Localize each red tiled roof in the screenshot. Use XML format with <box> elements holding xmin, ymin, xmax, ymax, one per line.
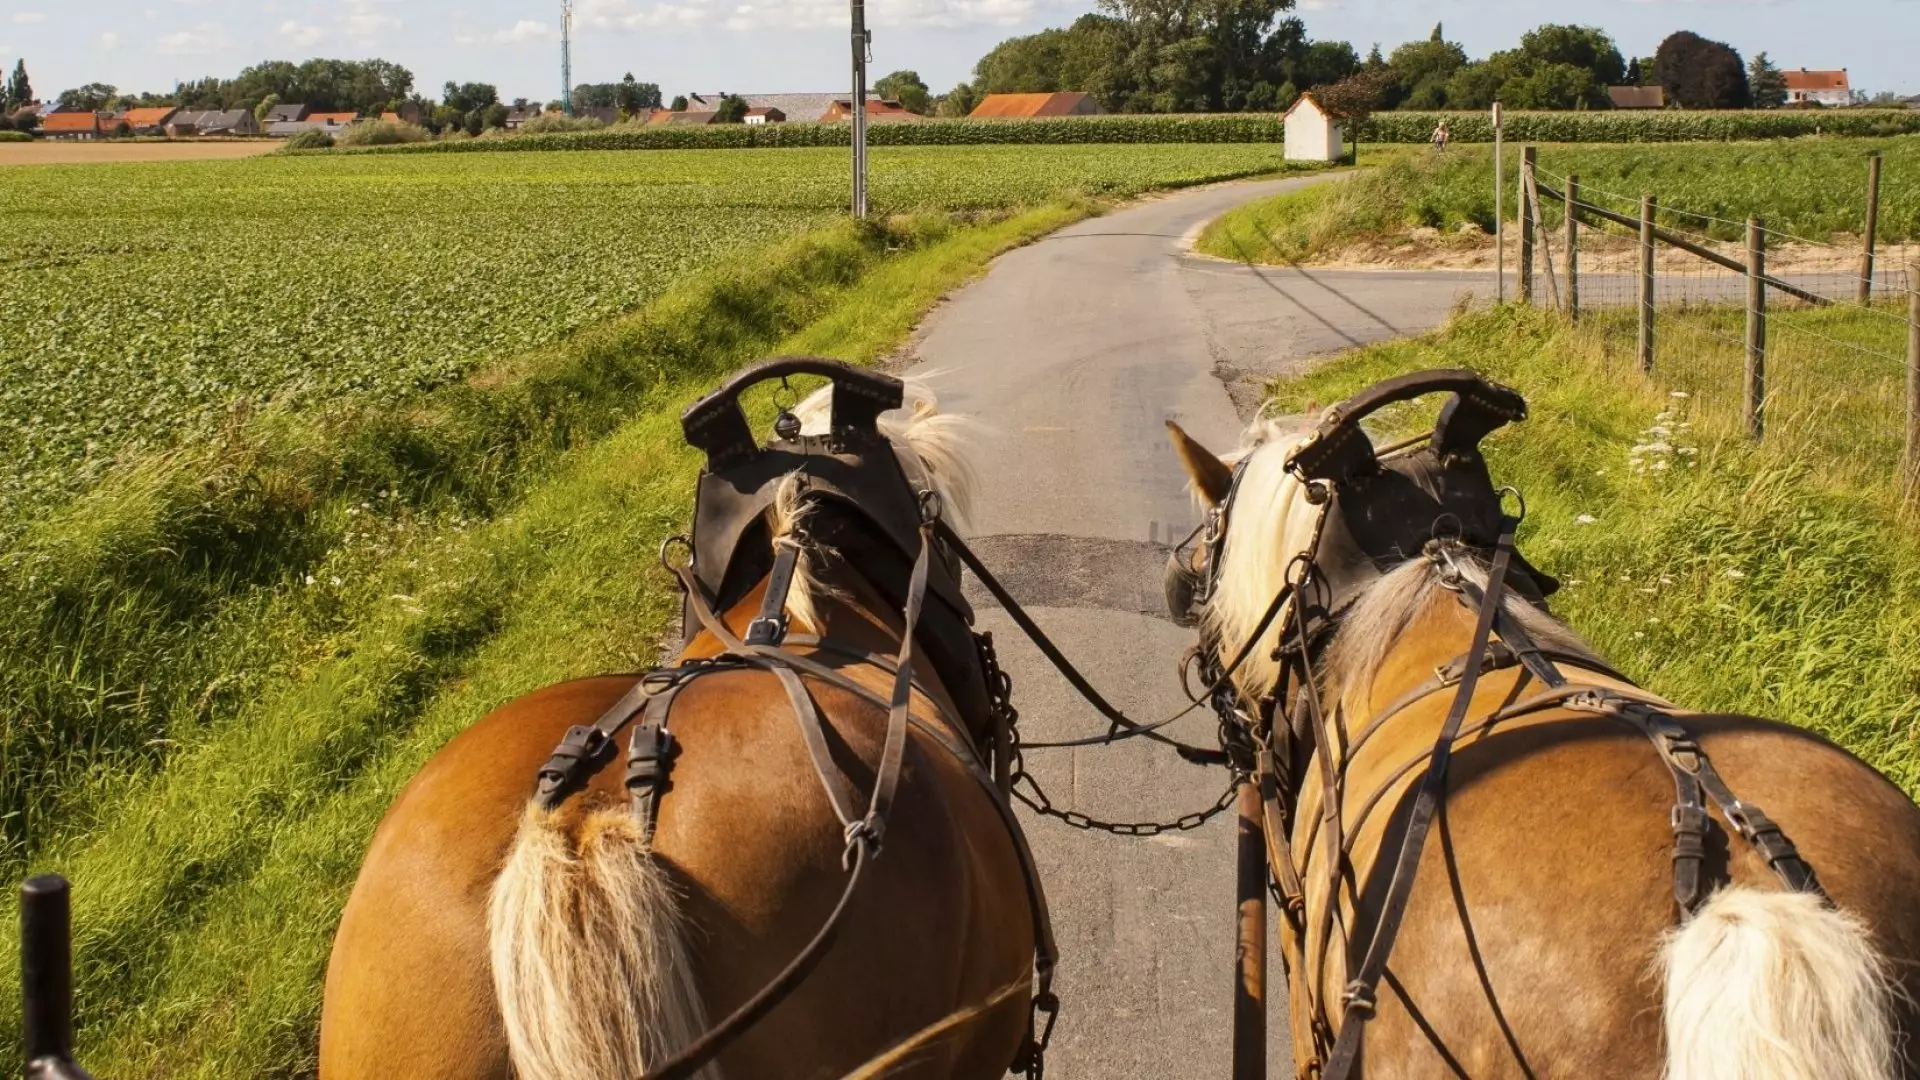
<box><xmin>308</xmin><ymin>111</ymin><xmax>360</xmax><ymax>125</ymax></box>
<box><xmin>1784</xmin><ymin>69</ymin><xmax>1849</xmax><ymax>91</ymax></box>
<box><xmin>40</xmin><ymin>113</ymin><xmax>99</xmax><ymax>133</ymax></box>
<box><xmin>969</xmin><ymin>92</ymin><xmax>1097</xmax><ymax>118</ymax></box>
<box><xmin>122</xmin><ymin>107</ymin><xmax>176</xmax><ymax>126</ymax></box>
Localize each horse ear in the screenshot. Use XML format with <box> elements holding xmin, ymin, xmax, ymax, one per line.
<box><xmin>1166</xmin><ymin>421</ymin><xmax>1233</xmax><ymax>506</ymax></box>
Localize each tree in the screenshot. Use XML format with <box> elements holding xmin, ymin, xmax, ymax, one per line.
<box><xmin>1653</xmin><ymin>32</ymin><xmax>1750</xmax><ymax>109</ymax></box>
<box><xmin>254</xmin><ymin>93</ymin><xmax>280</xmax><ymax>122</ymax></box>
<box><xmin>616</xmin><ymin>73</ymin><xmax>661</xmax><ymax>113</ymax></box>
<box><xmin>937</xmin><ymin>83</ymin><xmax>980</xmax><ymax>117</ymax></box>
<box><xmin>1518</xmin><ymin>25</ymin><xmax>1624</xmax><ymax>87</ymax></box>
<box><xmin>1312</xmin><ymin>66</ymin><xmax>1395</xmax><ymax>158</ymax></box>
<box><xmin>1502</xmin><ymin>62</ymin><xmax>1606</xmax><ymax>109</ymax></box>
<box><xmin>11</xmin><ymin>110</ymin><xmax>36</xmax><ymax>133</ymax></box>
<box><xmin>1284</xmin><ymin>40</ymin><xmax>1360</xmax><ymax>91</ymax></box>
<box><xmin>1386</xmin><ymin>31</ymin><xmax>1466</xmax><ymax>109</ymax></box>
<box><xmin>874</xmin><ymin>70</ymin><xmax>932</xmax><ymax>115</ymax></box>
<box><xmin>669</xmin><ymin>94</ymin><xmax>688</xmax><ymax>112</ymax></box>
<box><xmin>57</xmin><ymin>83</ymin><xmax>117</xmax><ymax>111</ymax></box>
<box><xmin>4</xmin><ymin>60</ymin><xmax>32</xmax><ymax>114</ymax></box>
<box><xmin>443</xmin><ymin>81</ymin><xmax>499</xmax><ymax>114</ymax></box>
<box><xmin>714</xmin><ymin>94</ymin><xmax>749</xmax><ymax>122</ymax></box>
<box><xmin>1749</xmin><ymin>52</ymin><xmax>1787</xmax><ymax>109</ymax></box>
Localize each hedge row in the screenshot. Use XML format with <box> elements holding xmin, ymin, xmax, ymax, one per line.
<box><xmin>328</xmin><ymin>108</ymin><xmax>1920</xmax><ymax>157</ymax></box>
<box><xmin>1368</xmin><ymin>109</ymin><xmax>1920</xmax><ymax>143</ymax></box>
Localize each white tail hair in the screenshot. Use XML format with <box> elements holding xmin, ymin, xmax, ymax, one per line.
<box><xmin>488</xmin><ymin>804</ymin><xmax>717</xmax><ymax>1080</ymax></box>
<box><xmin>1661</xmin><ymin>886</ymin><xmax>1898</xmax><ymax>1080</ymax></box>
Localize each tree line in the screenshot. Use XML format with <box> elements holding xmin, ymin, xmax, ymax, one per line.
<box><xmin>942</xmin><ymin>5</ymin><xmax>1878</xmax><ymax>116</ymax></box>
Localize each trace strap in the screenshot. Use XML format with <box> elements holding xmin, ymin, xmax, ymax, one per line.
<box><xmin>1321</xmin><ymin>525</ymin><xmax>1520</xmax><ymax>1080</ymax></box>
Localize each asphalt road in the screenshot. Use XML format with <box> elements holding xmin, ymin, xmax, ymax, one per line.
<box><xmin>904</xmin><ymin>175</ymin><xmax>1488</xmax><ymax>1079</ymax></box>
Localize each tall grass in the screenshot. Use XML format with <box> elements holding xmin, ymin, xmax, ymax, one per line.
<box><xmin>1267</xmin><ymin>306</ymin><xmax>1920</xmax><ymax>794</ymax></box>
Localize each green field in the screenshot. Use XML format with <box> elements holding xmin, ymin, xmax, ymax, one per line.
<box><xmin>1200</xmin><ymin>136</ymin><xmax>1919</xmax><ymax>264</ymax></box>
<box><xmin>0</xmin><ymin>142</ymin><xmax>1309</xmax><ymax>1077</ymax></box>
<box><xmin>0</xmin><ymin>144</ymin><xmax>1289</xmax><ymax>524</ymax></box>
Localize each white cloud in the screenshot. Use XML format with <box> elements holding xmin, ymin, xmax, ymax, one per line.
<box><xmin>12</xmin><ymin>12</ymin><xmax>47</xmax><ymax>23</ymax></box>
<box><xmin>497</xmin><ymin>19</ymin><xmax>557</xmax><ymax>42</ymax></box>
<box><xmin>154</xmin><ymin>23</ymin><xmax>229</xmax><ymax>55</ymax></box>
<box><xmin>99</xmin><ymin>31</ymin><xmax>121</xmax><ymax>50</ymax></box>
<box><xmin>341</xmin><ymin>0</ymin><xmax>401</xmax><ymax>40</ymax></box>
<box><xmin>0</xmin><ymin>43</ymin><xmax>11</xmax><ymax>55</ymax></box>
<box><xmin>723</xmin><ymin>0</ymin><xmax>1041</xmax><ymax>31</ymax></box>
<box><xmin>577</xmin><ymin>0</ymin><xmax>716</xmax><ymax>31</ymax></box>
<box><xmin>280</xmin><ymin>20</ymin><xmax>325</xmax><ymax>46</ymax></box>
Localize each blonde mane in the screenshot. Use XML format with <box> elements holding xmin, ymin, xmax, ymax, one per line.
<box><xmin>769</xmin><ymin>376</ymin><xmax>979</xmax><ymax>632</ymax></box>
<box><xmin>1200</xmin><ymin>419</ymin><xmax>1594</xmax><ymax>714</ymax></box>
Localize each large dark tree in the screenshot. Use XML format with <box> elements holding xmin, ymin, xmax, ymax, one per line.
<box><xmin>1653</xmin><ymin>31</ymin><xmax>1750</xmax><ymax>109</ymax></box>
<box><xmin>1384</xmin><ymin>25</ymin><xmax>1466</xmax><ymax>109</ymax></box>
<box><xmin>442</xmin><ymin>81</ymin><xmax>499</xmax><ymax>114</ymax></box>
<box><xmin>56</xmin><ymin>83</ymin><xmax>117</xmax><ymax>111</ymax></box>
<box><xmin>574</xmin><ymin>73</ymin><xmax>662</xmax><ymax>112</ymax></box>
<box><xmin>1519</xmin><ymin>24</ymin><xmax>1624</xmax><ymax>86</ymax></box>
<box><xmin>874</xmin><ymin>70</ymin><xmax>932</xmax><ymax>114</ymax></box>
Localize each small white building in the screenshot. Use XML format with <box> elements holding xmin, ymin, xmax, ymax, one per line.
<box><xmin>1784</xmin><ymin>69</ymin><xmax>1851</xmax><ymax>108</ymax></box>
<box><xmin>1283</xmin><ymin>93</ymin><xmax>1344</xmax><ymax>163</ymax></box>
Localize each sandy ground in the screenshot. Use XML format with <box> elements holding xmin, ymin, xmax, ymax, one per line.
<box><xmin>0</xmin><ymin>140</ymin><xmax>280</xmax><ymax>166</ymax></box>
<box><xmin>1316</xmin><ymin>226</ymin><xmax>1916</xmax><ymax>280</ymax></box>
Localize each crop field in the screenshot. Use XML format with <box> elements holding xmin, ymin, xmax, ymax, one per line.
<box><xmin>1200</xmin><ymin>135</ymin><xmax>1919</xmax><ymax>265</ymax></box>
<box><xmin>0</xmin><ymin>143</ymin><xmax>1289</xmax><ymax>525</ymax></box>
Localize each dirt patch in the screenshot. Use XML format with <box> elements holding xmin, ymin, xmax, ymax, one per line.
<box><xmin>0</xmin><ymin>141</ymin><xmax>281</xmax><ymax>166</ymax></box>
<box><xmin>1312</xmin><ymin>230</ymin><xmax>1916</xmax><ymax>279</ymax></box>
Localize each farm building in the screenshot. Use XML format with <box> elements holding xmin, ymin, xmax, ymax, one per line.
<box><xmin>38</xmin><ymin>112</ymin><xmax>101</xmax><ymax>140</ymax></box>
<box><xmin>824</xmin><ymin>97</ymin><xmax>921</xmax><ymax>122</ymax></box>
<box><xmin>1608</xmin><ymin>86</ymin><xmax>1666</xmax><ymax>110</ymax></box>
<box><xmin>1282</xmin><ymin>93</ymin><xmax>1343</xmax><ymax>163</ymax></box>
<box><xmin>167</xmin><ymin>109</ymin><xmax>261</xmax><ymax>136</ymax></box>
<box><xmin>307</xmin><ymin>111</ymin><xmax>360</xmax><ymax>127</ymax></box>
<box><xmin>122</xmin><ymin>107</ymin><xmax>178</xmax><ymax>135</ymax></box>
<box><xmin>969</xmin><ymin>92</ymin><xmax>1104</xmax><ymax>118</ymax></box>
<box><xmin>264</xmin><ymin>103</ymin><xmax>311</xmax><ymax>123</ymax></box>
<box><xmin>503</xmin><ymin>106</ymin><xmax>545</xmax><ymax>129</ymax></box>
<box><xmin>1785</xmin><ymin>69</ymin><xmax>1851</xmax><ymax>107</ymax></box>
<box><xmin>687</xmin><ymin>92</ymin><xmax>887</xmax><ymax>123</ymax></box>
<box><xmin>743</xmin><ymin>107</ymin><xmax>786</xmax><ymax>125</ymax></box>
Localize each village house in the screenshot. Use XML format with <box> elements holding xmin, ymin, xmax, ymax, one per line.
<box><xmin>167</xmin><ymin>109</ymin><xmax>261</xmax><ymax>136</ymax></box>
<box><xmin>968</xmin><ymin>92</ymin><xmax>1105</xmax><ymax>118</ymax></box>
<box><xmin>121</xmin><ymin>107</ymin><xmax>178</xmax><ymax>135</ymax></box>
<box><xmin>742</xmin><ymin>107</ymin><xmax>786</xmax><ymax>125</ymax></box>
<box><xmin>1282</xmin><ymin>93</ymin><xmax>1344</xmax><ymax>163</ymax></box>
<box><xmin>686</xmin><ymin>92</ymin><xmax>884</xmax><ymax>123</ymax></box>
<box><xmin>38</xmin><ymin>112</ymin><xmax>101</xmax><ymax>139</ymax></box>
<box><xmin>264</xmin><ymin>103</ymin><xmax>311</xmax><ymax>123</ymax></box>
<box><xmin>306</xmin><ymin>111</ymin><xmax>360</xmax><ymax>127</ymax></box>
<box><xmin>502</xmin><ymin>105</ymin><xmax>545</xmax><ymax>129</ymax></box>
<box><xmin>823</xmin><ymin>97</ymin><xmax>920</xmax><ymax>122</ymax></box>
<box><xmin>1784</xmin><ymin>69</ymin><xmax>1851</xmax><ymax>107</ymax></box>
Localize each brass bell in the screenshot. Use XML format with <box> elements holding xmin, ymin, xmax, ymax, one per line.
<box><xmin>773</xmin><ymin>409</ymin><xmax>802</xmax><ymax>441</ymax></box>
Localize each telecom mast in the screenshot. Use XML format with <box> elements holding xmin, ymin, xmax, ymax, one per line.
<box><xmin>560</xmin><ymin>0</ymin><xmax>575</xmax><ymax>115</ymax></box>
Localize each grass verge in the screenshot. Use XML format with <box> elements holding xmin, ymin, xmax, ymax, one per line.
<box><xmin>3</xmin><ymin>202</ymin><xmax>1087</xmax><ymax>1078</ymax></box>
<box><xmin>1267</xmin><ymin>305</ymin><xmax>1919</xmax><ymax>795</ymax></box>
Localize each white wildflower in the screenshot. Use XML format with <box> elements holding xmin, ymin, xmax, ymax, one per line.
<box><xmin>1724</xmin><ymin>568</ymin><xmax>1747</xmax><ymax>580</ymax></box>
<box><xmin>1633</xmin><ymin>631</ymin><xmax>1647</xmax><ymax>639</ymax></box>
<box><xmin>330</xmin><ymin>575</ymin><xmax>343</xmax><ymax>587</ymax></box>
<box><xmin>304</xmin><ymin>574</ymin><xmax>315</xmax><ymax>586</ymax></box>
<box><xmin>1575</xmin><ymin>513</ymin><xmax>1597</xmax><ymax>525</ymax></box>
<box><xmin>1670</xmin><ymin>391</ymin><xmax>1690</xmax><ymax>399</ymax></box>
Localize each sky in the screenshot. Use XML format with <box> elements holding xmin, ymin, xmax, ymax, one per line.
<box><xmin>1</xmin><ymin>0</ymin><xmax>1914</xmax><ymax>106</ymax></box>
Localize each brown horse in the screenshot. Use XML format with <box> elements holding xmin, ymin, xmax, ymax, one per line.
<box><xmin>319</xmin><ymin>373</ymin><xmax>1047</xmax><ymax>1080</ymax></box>
<box><xmin>1166</xmin><ymin>375</ymin><xmax>1920</xmax><ymax>1080</ymax></box>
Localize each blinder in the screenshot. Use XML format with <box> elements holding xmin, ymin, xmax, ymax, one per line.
<box><xmin>1283</xmin><ymin>369</ymin><xmax>1558</xmax><ymax>621</ymax></box>
<box><xmin>677</xmin><ymin>356</ymin><xmax>972</xmax><ymax>644</ymax></box>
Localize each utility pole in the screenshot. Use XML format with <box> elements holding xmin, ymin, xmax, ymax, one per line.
<box><xmin>850</xmin><ymin>0</ymin><xmax>870</xmax><ymax>218</ymax></box>
<box><xmin>1493</xmin><ymin>103</ymin><xmax>1505</xmax><ymax>304</ymax></box>
<box><xmin>560</xmin><ymin>0</ymin><xmax>574</xmax><ymax>116</ymax></box>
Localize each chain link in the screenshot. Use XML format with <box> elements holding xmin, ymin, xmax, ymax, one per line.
<box><xmin>978</xmin><ymin>630</ymin><xmax>1243</xmax><ymax>837</ymax></box>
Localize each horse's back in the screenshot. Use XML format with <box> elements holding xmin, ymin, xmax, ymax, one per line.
<box><xmin>321</xmin><ymin>669</ymin><xmax>1034</xmax><ymax>1079</ymax></box>
<box><xmin>1317</xmin><ymin>703</ymin><xmax>1920</xmax><ymax>1078</ymax></box>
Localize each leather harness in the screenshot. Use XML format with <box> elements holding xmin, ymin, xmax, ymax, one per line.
<box><xmin>1185</xmin><ymin>371</ymin><xmax>1826</xmax><ymax>1080</ymax></box>
<box><xmin>528</xmin><ymin>358</ymin><xmax>1059</xmax><ymax>1080</ymax></box>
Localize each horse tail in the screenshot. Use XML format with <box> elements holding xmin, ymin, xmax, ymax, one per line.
<box><xmin>488</xmin><ymin>802</ymin><xmax>715</xmax><ymax>1080</ymax></box>
<box><xmin>1660</xmin><ymin>886</ymin><xmax>1898</xmax><ymax>1080</ymax></box>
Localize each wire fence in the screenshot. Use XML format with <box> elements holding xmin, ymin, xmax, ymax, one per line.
<box><xmin>1511</xmin><ymin>154</ymin><xmax>1920</xmax><ymax>504</ymax></box>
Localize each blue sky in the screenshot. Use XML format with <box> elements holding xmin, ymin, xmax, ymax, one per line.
<box><xmin>2</xmin><ymin>0</ymin><xmax>1913</xmax><ymax>105</ymax></box>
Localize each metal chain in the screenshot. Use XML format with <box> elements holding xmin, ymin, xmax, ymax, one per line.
<box><xmin>978</xmin><ymin>630</ymin><xmax>1243</xmax><ymax>837</ymax></box>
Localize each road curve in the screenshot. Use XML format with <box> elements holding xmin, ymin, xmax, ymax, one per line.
<box><xmin>904</xmin><ymin>175</ymin><xmax>1485</xmax><ymax>1078</ymax></box>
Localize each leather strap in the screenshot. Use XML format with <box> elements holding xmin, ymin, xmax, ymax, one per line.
<box><xmin>745</xmin><ymin>539</ymin><xmax>801</xmax><ymax>647</ymax></box>
<box><xmin>1322</xmin><ymin>527</ymin><xmax>1519</xmax><ymax>1080</ymax></box>
<box><xmin>626</xmin><ymin>684</ymin><xmax>683</xmax><ymax>836</ymax></box>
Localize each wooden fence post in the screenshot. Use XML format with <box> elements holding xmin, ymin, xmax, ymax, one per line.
<box><xmin>1519</xmin><ymin>146</ymin><xmax>1536</xmax><ymax>305</ymax></box>
<box><xmin>1746</xmin><ymin>218</ymin><xmax>1767</xmax><ymax>441</ymax></box>
<box><xmin>1639</xmin><ymin>194</ymin><xmax>1657</xmax><ymax>374</ymax></box>
<box><xmin>1905</xmin><ymin>262</ymin><xmax>1920</xmax><ymax>504</ymax></box>
<box><xmin>1860</xmin><ymin>154</ymin><xmax>1882</xmax><ymax>305</ymax></box>
<box><xmin>1566</xmin><ymin>174</ymin><xmax>1579</xmax><ymax>322</ymax></box>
